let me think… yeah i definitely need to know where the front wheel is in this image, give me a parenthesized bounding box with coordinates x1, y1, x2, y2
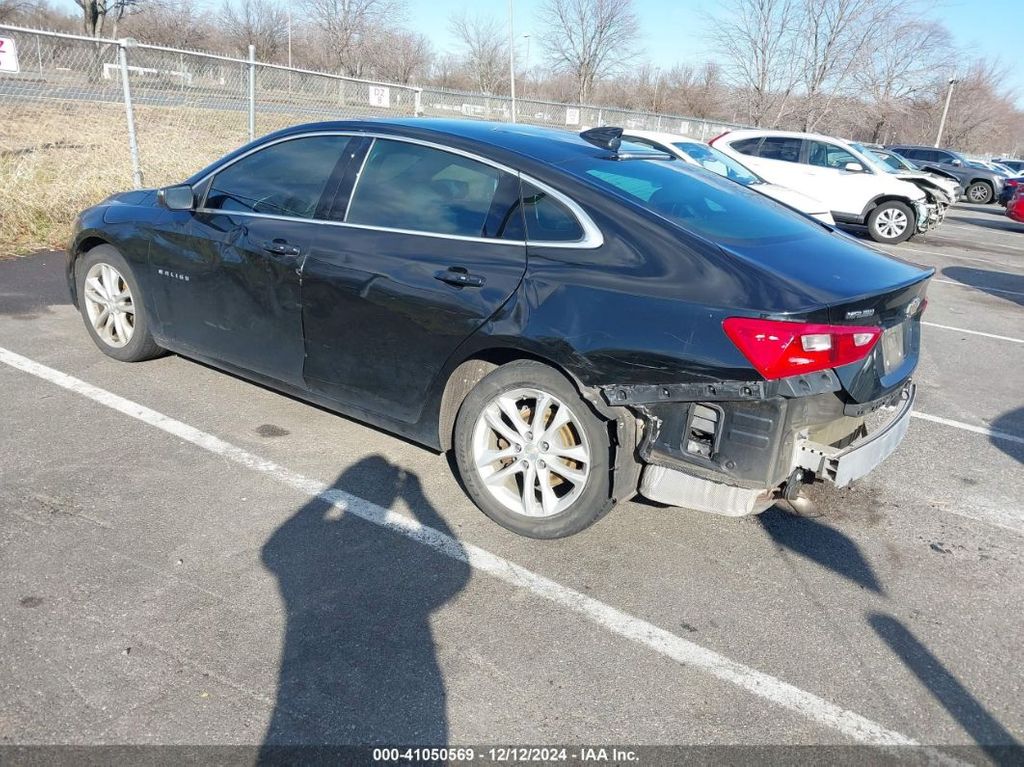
(76, 245, 164, 362)
(965, 181, 994, 205)
(453, 361, 614, 539)
(867, 201, 915, 244)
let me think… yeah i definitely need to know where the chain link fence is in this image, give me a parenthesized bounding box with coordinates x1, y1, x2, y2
(0, 23, 745, 251)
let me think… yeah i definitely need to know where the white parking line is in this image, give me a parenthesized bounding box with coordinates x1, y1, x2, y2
(922, 322, 1024, 344)
(0, 345, 926, 749)
(911, 411, 1024, 447)
(881, 244, 1011, 268)
(932, 278, 1024, 298)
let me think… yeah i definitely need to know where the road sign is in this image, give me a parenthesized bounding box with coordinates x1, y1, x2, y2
(368, 85, 390, 109)
(0, 37, 20, 74)
(565, 108, 580, 126)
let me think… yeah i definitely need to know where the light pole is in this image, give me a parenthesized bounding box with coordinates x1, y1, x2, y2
(508, 0, 517, 122)
(522, 33, 530, 99)
(935, 76, 957, 148)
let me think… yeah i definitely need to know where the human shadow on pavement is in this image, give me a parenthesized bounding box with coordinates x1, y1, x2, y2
(259, 455, 470, 754)
(757, 507, 883, 594)
(989, 407, 1024, 464)
(942, 266, 1024, 308)
(0, 251, 73, 319)
(868, 613, 1022, 763)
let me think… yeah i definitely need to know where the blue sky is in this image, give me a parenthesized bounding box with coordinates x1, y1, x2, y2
(52, 0, 1023, 104)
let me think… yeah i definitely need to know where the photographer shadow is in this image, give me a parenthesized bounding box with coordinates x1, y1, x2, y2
(259, 455, 470, 750)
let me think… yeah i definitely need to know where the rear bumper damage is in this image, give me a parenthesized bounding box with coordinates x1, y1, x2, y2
(619, 380, 916, 517)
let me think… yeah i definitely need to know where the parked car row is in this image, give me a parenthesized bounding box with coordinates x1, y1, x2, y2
(67, 119, 932, 538)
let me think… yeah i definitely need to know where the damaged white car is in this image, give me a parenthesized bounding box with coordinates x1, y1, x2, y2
(710, 130, 952, 244)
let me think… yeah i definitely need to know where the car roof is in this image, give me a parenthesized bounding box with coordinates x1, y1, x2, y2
(718, 128, 849, 144)
(261, 118, 616, 166)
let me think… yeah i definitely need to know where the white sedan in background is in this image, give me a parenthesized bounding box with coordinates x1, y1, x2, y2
(622, 129, 834, 224)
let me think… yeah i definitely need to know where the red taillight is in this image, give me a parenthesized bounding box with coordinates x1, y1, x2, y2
(723, 317, 881, 380)
(1007, 179, 1020, 187)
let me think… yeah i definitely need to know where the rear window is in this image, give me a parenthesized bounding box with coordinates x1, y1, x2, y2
(759, 137, 802, 162)
(730, 137, 762, 156)
(570, 158, 820, 246)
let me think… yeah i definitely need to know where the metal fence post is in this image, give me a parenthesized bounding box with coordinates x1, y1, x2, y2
(247, 44, 256, 142)
(415, 88, 423, 117)
(117, 40, 143, 189)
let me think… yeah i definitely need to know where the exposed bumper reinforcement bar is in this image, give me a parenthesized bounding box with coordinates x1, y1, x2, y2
(795, 383, 916, 488)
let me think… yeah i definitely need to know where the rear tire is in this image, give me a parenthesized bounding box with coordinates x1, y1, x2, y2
(867, 201, 914, 244)
(453, 360, 614, 539)
(966, 181, 994, 205)
(76, 245, 164, 362)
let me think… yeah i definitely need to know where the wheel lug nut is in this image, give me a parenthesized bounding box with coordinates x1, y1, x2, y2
(541, 442, 549, 451)
(522, 459, 529, 467)
(525, 431, 533, 441)
(514, 444, 522, 452)
(538, 460, 546, 469)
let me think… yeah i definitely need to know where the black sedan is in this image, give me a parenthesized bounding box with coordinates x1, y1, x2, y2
(68, 120, 932, 538)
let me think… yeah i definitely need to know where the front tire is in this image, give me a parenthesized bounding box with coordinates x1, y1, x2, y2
(76, 245, 164, 362)
(453, 361, 614, 539)
(867, 201, 914, 244)
(966, 181, 994, 205)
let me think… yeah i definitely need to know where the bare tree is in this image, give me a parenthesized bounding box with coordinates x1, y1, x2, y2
(0, 0, 30, 23)
(72, 0, 141, 38)
(120, 0, 215, 49)
(708, 0, 798, 127)
(794, 0, 904, 131)
(448, 10, 508, 95)
(360, 28, 432, 83)
(301, 0, 404, 75)
(854, 21, 951, 142)
(537, 0, 639, 104)
(219, 0, 288, 61)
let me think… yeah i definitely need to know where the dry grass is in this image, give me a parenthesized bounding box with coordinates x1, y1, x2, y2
(0, 101, 251, 255)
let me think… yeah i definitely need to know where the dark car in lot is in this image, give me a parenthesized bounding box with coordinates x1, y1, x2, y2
(887, 144, 1005, 204)
(998, 176, 1023, 207)
(993, 158, 1024, 175)
(68, 120, 932, 538)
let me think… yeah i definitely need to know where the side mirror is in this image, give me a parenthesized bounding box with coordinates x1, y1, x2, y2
(950, 158, 963, 167)
(843, 162, 864, 173)
(158, 184, 195, 211)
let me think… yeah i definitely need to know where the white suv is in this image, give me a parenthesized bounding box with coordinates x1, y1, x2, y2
(710, 129, 941, 243)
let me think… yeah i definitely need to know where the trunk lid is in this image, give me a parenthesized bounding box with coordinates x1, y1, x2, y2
(716, 231, 933, 404)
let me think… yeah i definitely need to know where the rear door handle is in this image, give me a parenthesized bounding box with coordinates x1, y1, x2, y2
(434, 267, 485, 288)
(262, 239, 301, 257)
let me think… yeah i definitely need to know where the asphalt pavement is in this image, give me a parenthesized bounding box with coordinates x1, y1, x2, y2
(0, 204, 1022, 762)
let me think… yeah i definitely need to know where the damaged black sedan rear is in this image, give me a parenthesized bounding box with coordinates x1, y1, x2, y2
(67, 119, 932, 538)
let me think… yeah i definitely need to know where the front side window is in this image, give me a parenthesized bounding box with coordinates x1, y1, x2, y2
(205, 135, 351, 219)
(758, 137, 803, 163)
(807, 141, 860, 169)
(346, 139, 509, 238)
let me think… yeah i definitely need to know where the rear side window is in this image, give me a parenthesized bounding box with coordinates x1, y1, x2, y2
(758, 137, 802, 163)
(730, 137, 762, 156)
(501, 182, 585, 243)
(204, 135, 351, 219)
(346, 139, 507, 238)
(807, 141, 859, 169)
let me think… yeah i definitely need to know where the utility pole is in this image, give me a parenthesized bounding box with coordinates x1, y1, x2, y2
(522, 33, 530, 98)
(935, 77, 957, 148)
(508, 0, 516, 123)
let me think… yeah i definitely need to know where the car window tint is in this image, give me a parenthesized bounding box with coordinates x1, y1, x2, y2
(205, 135, 350, 219)
(518, 182, 584, 242)
(807, 141, 859, 169)
(758, 137, 802, 163)
(675, 142, 761, 185)
(576, 160, 817, 246)
(730, 137, 762, 156)
(346, 139, 504, 237)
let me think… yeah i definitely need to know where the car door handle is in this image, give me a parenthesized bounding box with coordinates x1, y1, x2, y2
(434, 267, 485, 288)
(262, 239, 301, 257)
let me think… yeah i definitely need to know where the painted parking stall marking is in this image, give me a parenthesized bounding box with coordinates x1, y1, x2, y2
(0, 344, 936, 750)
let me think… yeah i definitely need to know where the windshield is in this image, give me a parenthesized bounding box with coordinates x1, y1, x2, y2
(672, 141, 763, 186)
(870, 150, 917, 173)
(565, 157, 823, 246)
(847, 142, 898, 175)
